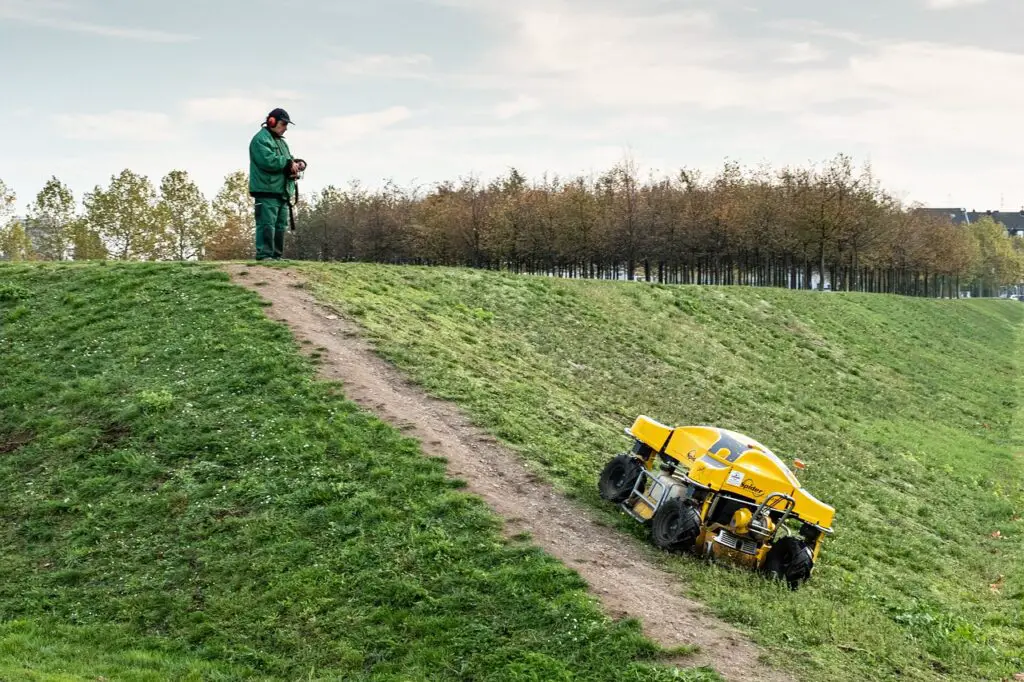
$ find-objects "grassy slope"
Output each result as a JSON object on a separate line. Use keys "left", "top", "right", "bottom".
{"left": 298, "top": 262, "right": 1024, "bottom": 682}
{"left": 0, "top": 262, "right": 715, "bottom": 682}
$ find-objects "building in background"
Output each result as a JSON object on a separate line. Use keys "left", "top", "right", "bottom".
{"left": 915, "top": 208, "right": 1024, "bottom": 237}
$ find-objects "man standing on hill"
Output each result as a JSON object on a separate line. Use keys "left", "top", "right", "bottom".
{"left": 248, "top": 108, "right": 306, "bottom": 260}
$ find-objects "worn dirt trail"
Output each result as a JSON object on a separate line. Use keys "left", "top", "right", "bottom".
{"left": 224, "top": 264, "right": 794, "bottom": 682}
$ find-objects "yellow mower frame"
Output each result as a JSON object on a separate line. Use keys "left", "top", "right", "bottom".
{"left": 598, "top": 415, "right": 835, "bottom": 589}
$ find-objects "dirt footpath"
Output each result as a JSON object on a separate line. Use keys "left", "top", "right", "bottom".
{"left": 224, "top": 264, "right": 794, "bottom": 682}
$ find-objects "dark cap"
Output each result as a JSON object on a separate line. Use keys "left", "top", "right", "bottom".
{"left": 267, "top": 108, "right": 293, "bottom": 125}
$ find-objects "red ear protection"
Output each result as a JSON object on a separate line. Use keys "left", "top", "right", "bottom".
{"left": 267, "top": 116, "right": 277, "bottom": 128}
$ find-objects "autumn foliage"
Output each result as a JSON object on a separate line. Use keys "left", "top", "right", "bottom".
{"left": 287, "top": 155, "right": 1024, "bottom": 298}
{"left": 1, "top": 154, "right": 1023, "bottom": 298}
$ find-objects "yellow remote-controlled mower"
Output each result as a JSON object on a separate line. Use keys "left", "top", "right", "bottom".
{"left": 598, "top": 415, "right": 835, "bottom": 589}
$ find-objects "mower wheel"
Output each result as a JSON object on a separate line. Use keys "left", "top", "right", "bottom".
{"left": 761, "top": 536, "right": 813, "bottom": 590}
{"left": 598, "top": 453, "right": 642, "bottom": 503}
{"left": 651, "top": 498, "right": 701, "bottom": 552}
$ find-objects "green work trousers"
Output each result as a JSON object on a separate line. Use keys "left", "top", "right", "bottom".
{"left": 254, "top": 196, "right": 290, "bottom": 260}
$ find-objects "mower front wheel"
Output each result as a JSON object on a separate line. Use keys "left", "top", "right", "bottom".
{"left": 761, "top": 536, "right": 813, "bottom": 590}
{"left": 598, "top": 453, "right": 642, "bottom": 503}
{"left": 651, "top": 498, "right": 701, "bottom": 553}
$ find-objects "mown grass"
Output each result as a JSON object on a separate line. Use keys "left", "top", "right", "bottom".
{"left": 297, "top": 261, "right": 1024, "bottom": 682}
{"left": 0, "top": 261, "right": 718, "bottom": 682}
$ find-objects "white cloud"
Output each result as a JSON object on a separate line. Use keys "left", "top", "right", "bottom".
{"left": 776, "top": 42, "right": 828, "bottom": 64}
{"left": 394, "top": 0, "right": 1024, "bottom": 209}
{"left": 37, "top": 18, "right": 194, "bottom": 42}
{"left": 0, "top": 0, "right": 196, "bottom": 42}
{"left": 494, "top": 95, "right": 542, "bottom": 119}
{"left": 323, "top": 106, "right": 413, "bottom": 137}
{"left": 16, "top": 0, "right": 1024, "bottom": 217}
{"left": 844, "top": 42, "right": 1024, "bottom": 107}
{"left": 184, "top": 91, "right": 304, "bottom": 125}
{"left": 925, "top": 0, "right": 988, "bottom": 8}
{"left": 766, "top": 19, "right": 872, "bottom": 47}
{"left": 328, "top": 53, "right": 433, "bottom": 79}
{"left": 50, "top": 90, "right": 306, "bottom": 149}
{"left": 434, "top": 2, "right": 1024, "bottom": 127}
{"left": 287, "top": 106, "right": 415, "bottom": 149}
{"left": 430, "top": 4, "right": 806, "bottom": 110}
{"left": 184, "top": 97, "right": 271, "bottom": 125}
{"left": 52, "top": 110, "right": 178, "bottom": 142}
{"left": 795, "top": 41, "right": 1024, "bottom": 155}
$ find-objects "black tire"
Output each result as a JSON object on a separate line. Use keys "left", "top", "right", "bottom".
{"left": 598, "top": 453, "right": 642, "bottom": 503}
{"left": 650, "top": 498, "right": 701, "bottom": 552}
{"left": 761, "top": 536, "right": 813, "bottom": 590}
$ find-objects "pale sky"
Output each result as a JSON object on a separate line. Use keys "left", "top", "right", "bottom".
{"left": 3, "top": 0, "right": 1023, "bottom": 214}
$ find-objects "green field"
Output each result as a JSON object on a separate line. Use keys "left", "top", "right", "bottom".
{"left": 292, "top": 262, "right": 1024, "bottom": 682}
{"left": 0, "top": 262, "right": 715, "bottom": 682}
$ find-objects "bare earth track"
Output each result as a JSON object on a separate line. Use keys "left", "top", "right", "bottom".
{"left": 224, "top": 264, "right": 794, "bottom": 682}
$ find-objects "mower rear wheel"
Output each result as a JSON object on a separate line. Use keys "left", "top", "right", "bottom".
{"left": 598, "top": 454, "right": 642, "bottom": 503}
{"left": 761, "top": 536, "right": 813, "bottom": 590}
{"left": 651, "top": 498, "right": 701, "bottom": 552}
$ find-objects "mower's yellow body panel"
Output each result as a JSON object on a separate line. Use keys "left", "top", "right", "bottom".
{"left": 626, "top": 417, "right": 720, "bottom": 468}
{"left": 626, "top": 415, "right": 834, "bottom": 531}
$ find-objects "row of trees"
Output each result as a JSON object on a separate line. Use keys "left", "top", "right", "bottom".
{"left": 0, "top": 170, "right": 255, "bottom": 264}
{"left": 2, "top": 154, "right": 1023, "bottom": 297}
{"left": 288, "top": 155, "right": 1024, "bottom": 297}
